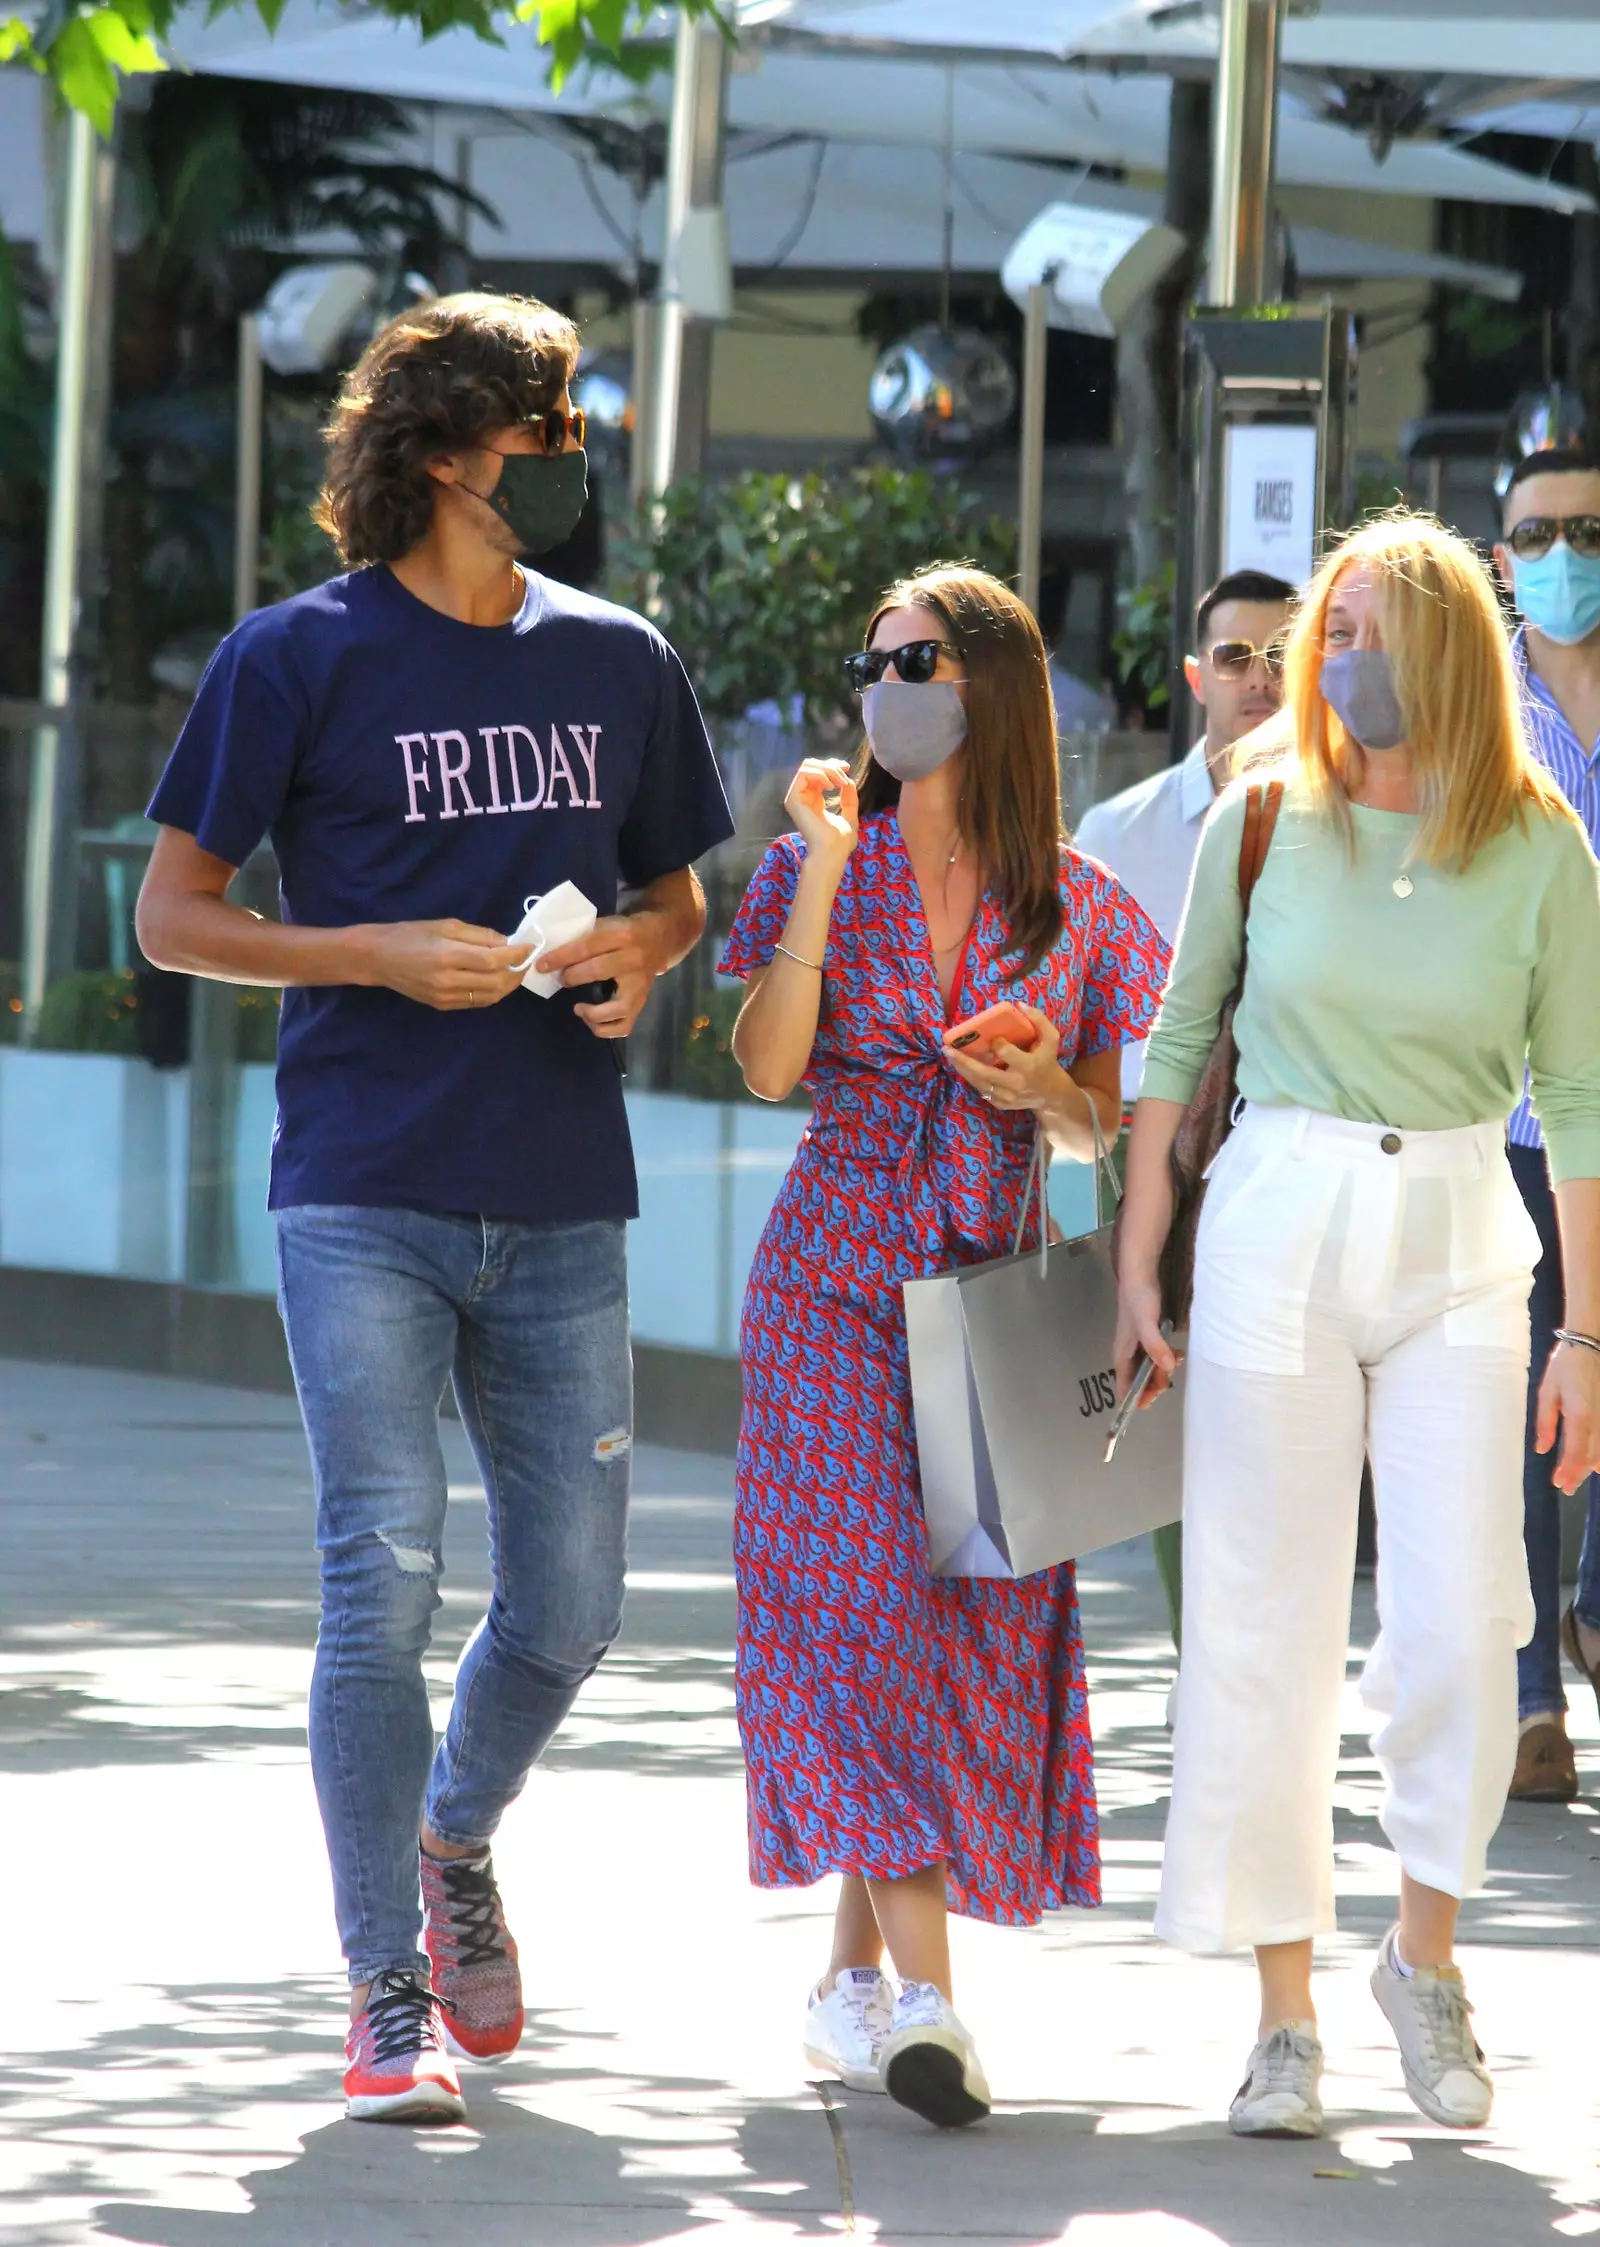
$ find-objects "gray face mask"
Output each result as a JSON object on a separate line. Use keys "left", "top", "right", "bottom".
{"left": 1320, "top": 648, "right": 1408, "bottom": 752}
{"left": 862, "top": 679, "right": 968, "bottom": 782}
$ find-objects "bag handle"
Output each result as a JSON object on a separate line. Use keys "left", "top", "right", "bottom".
{"left": 1011, "top": 1125, "right": 1049, "bottom": 1269}
{"left": 1238, "top": 779, "right": 1285, "bottom": 928}
{"left": 1009, "top": 1101, "right": 1122, "bottom": 1272}
{"left": 1090, "top": 1098, "right": 1122, "bottom": 1228}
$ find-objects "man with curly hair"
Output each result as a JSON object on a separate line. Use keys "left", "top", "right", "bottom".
{"left": 137, "top": 294, "right": 732, "bottom": 2124}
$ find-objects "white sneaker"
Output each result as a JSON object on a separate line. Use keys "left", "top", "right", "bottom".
{"left": 803, "top": 1967, "right": 893, "bottom": 2093}
{"left": 880, "top": 1980, "right": 991, "bottom": 2128}
{"left": 1371, "top": 1928, "right": 1493, "bottom": 2128}
{"left": 1228, "top": 2021, "right": 1324, "bottom": 2138}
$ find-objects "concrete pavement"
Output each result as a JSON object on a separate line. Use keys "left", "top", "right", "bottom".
{"left": 1, "top": 1356, "right": 1598, "bottom": 2246}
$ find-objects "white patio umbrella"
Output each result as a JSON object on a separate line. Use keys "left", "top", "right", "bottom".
{"left": 165, "top": 4, "right": 1593, "bottom": 213}
{"left": 424, "top": 117, "right": 1525, "bottom": 294}
{"left": 1065, "top": 0, "right": 1600, "bottom": 85}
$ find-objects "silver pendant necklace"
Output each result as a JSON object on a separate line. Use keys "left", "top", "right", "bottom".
{"left": 1393, "top": 872, "right": 1414, "bottom": 899}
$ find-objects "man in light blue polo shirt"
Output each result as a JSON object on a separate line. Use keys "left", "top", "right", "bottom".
{"left": 1494, "top": 445, "right": 1600, "bottom": 1803}
{"left": 1076, "top": 568, "right": 1294, "bottom": 1651}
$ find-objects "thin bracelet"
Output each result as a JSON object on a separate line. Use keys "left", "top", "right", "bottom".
{"left": 1555, "top": 1328, "right": 1600, "bottom": 1357}
{"left": 773, "top": 942, "right": 823, "bottom": 971}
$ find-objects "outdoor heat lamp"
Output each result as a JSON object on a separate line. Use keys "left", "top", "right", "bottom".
{"left": 255, "top": 262, "right": 380, "bottom": 378}
{"left": 1001, "top": 202, "right": 1188, "bottom": 340}
{"left": 868, "top": 325, "right": 1017, "bottom": 462}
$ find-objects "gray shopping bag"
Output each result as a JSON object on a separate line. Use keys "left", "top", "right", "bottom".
{"left": 903, "top": 1123, "right": 1184, "bottom": 1580}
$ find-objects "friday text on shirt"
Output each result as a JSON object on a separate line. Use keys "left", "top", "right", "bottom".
{"left": 397, "top": 723, "right": 604, "bottom": 823}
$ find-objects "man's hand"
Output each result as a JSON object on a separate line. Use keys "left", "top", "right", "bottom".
{"left": 372, "top": 920, "right": 527, "bottom": 1012}
{"left": 1536, "top": 1340, "right": 1600, "bottom": 1495}
{"left": 537, "top": 911, "right": 673, "bottom": 1038}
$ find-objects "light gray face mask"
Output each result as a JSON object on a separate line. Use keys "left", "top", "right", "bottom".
{"left": 1319, "top": 648, "right": 1408, "bottom": 752}
{"left": 862, "top": 679, "right": 968, "bottom": 782}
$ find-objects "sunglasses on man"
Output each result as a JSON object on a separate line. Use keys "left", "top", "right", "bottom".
{"left": 1206, "top": 639, "right": 1284, "bottom": 680}
{"left": 843, "top": 639, "right": 963, "bottom": 692}
{"left": 1504, "top": 515, "right": 1600, "bottom": 562}
{"left": 523, "top": 406, "right": 588, "bottom": 455}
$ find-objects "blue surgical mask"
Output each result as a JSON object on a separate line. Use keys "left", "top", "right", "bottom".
{"left": 1319, "top": 649, "right": 1407, "bottom": 752}
{"left": 1512, "top": 542, "right": 1600, "bottom": 648}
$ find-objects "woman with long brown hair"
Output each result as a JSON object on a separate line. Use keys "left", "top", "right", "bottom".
{"left": 721, "top": 564, "right": 1167, "bottom": 2127}
{"left": 1115, "top": 512, "right": 1600, "bottom": 2138}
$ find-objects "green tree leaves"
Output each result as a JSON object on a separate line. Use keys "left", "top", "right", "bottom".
{"left": 16, "top": 0, "right": 726, "bottom": 129}
{"left": 609, "top": 468, "right": 1016, "bottom": 725}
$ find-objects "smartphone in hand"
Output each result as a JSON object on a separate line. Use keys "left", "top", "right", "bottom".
{"left": 1103, "top": 1350, "right": 1160, "bottom": 1465}
{"left": 944, "top": 1001, "right": 1041, "bottom": 1066}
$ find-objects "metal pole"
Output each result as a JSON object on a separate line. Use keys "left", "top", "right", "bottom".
{"left": 630, "top": 295, "right": 656, "bottom": 508}
{"left": 1017, "top": 280, "right": 1049, "bottom": 620}
{"left": 22, "top": 109, "right": 111, "bottom": 1038}
{"left": 649, "top": 13, "right": 729, "bottom": 494}
{"left": 234, "top": 314, "right": 263, "bottom": 622}
{"left": 1206, "top": 0, "right": 1284, "bottom": 308}
{"left": 185, "top": 317, "right": 265, "bottom": 1284}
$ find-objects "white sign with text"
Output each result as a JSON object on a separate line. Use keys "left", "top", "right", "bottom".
{"left": 1223, "top": 422, "right": 1319, "bottom": 588}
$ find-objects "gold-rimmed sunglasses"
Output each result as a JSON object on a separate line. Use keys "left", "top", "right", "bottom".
{"left": 1505, "top": 515, "right": 1600, "bottom": 562}
{"left": 1207, "top": 638, "right": 1285, "bottom": 680}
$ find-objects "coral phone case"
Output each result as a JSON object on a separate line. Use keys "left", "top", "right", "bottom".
{"left": 943, "top": 1002, "right": 1040, "bottom": 1065}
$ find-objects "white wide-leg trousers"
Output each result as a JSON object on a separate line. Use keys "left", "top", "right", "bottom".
{"left": 1155, "top": 1106, "right": 1539, "bottom": 1955}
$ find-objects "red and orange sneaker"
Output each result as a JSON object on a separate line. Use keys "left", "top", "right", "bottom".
{"left": 421, "top": 1846, "right": 525, "bottom": 2061}
{"left": 344, "top": 1969, "right": 465, "bottom": 2124}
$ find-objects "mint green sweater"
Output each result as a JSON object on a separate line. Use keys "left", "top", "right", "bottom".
{"left": 1140, "top": 774, "right": 1600, "bottom": 1184}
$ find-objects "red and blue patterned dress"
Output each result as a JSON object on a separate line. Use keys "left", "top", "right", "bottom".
{"left": 719, "top": 810, "right": 1169, "bottom": 1925}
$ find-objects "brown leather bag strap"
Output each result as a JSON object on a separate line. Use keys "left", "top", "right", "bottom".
{"left": 1237, "top": 778, "right": 1285, "bottom": 919}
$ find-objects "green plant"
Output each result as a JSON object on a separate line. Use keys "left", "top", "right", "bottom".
{"left": 9, "top": 1, "right": 729, "bottom": 135}
{"left": 676, "top": 986, "right": 748, "bottom": 1103}
{"left": 608, "top": 468, "right": 1015, "bottom": 726}
{"left": 675, "top": 983, "right": 805, "bottom": 1106}
{"left": 234, "top": 986, "right": 281, "bottom": 1063}
{"left": 1355, "top": 464, "right": 1406, "bottom": 521}
{"left": 0, "top": 962, "right": 22, "bottom": 1045}
{"left": 34, "top": 968, "right": 143, "bottom": 1055}
{"left": 26, "top": 969, "right": 280, "bottom": 1058}
{"left": 1112, "top": 564, "right": 1175, "bottom": 717}
{"left": 260, "top": 399, "right": 341, "bottom": 604}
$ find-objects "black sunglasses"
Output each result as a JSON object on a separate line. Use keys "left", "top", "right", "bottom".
{"left": 1208, "top": 638, "right": 1285, "bottom": 680}
{"left": 1506, "top": 515, "right": 1600, "bottom": 561}
{"left": 525, "top": 406, "right": 587, "bottom": 456}
{"left": 843, "top": 639, "right": 962, "bottom": 691}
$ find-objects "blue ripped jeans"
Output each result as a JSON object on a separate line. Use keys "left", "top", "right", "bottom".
{"left": 276, "top": 1206, "right": 631, "bottom": 1986}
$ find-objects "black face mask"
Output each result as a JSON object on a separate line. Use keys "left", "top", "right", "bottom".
{"left": 478, "top": 449, "right": 589, "bottom": 557}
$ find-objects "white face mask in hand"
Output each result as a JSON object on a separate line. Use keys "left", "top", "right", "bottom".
{"left": 862, "top": 679, "right": 968, "bottom": 781}
{"left": 508, "top": 882, "right": 596, "bottom": 997}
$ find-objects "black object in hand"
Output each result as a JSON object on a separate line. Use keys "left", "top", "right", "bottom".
{"left": 572, "top": 978, "right": 618, "bottom": 1007}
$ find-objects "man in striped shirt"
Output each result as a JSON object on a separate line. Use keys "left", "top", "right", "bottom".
{"left": 1494, "top": 449, "right": 1600, "bottom": 1801}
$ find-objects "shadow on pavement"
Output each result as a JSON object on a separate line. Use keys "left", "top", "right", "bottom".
{"left": 47, "top": 1979, "right": 839, "bottom": 2247}
{"left": 797, "top": 2089, "right": 1572, "bottom": 2247}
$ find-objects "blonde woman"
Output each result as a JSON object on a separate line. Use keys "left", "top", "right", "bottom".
{"left": 1114, "top": 514, "right": 1600, "bottom": 2137}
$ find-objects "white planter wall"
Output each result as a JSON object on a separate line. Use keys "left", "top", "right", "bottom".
{"left": 233, "top": 1064, "right": 279, "bottom": 1296}
{"left": 0, "top": 1050, "right": 188, "bottom": 1279}
{"left": 0, "top": 1055, "right": 813, "bottom": 1354}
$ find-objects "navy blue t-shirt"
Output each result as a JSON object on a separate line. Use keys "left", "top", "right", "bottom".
{"left": 147, "top": 566, "right": 733, "bottom": 1222}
